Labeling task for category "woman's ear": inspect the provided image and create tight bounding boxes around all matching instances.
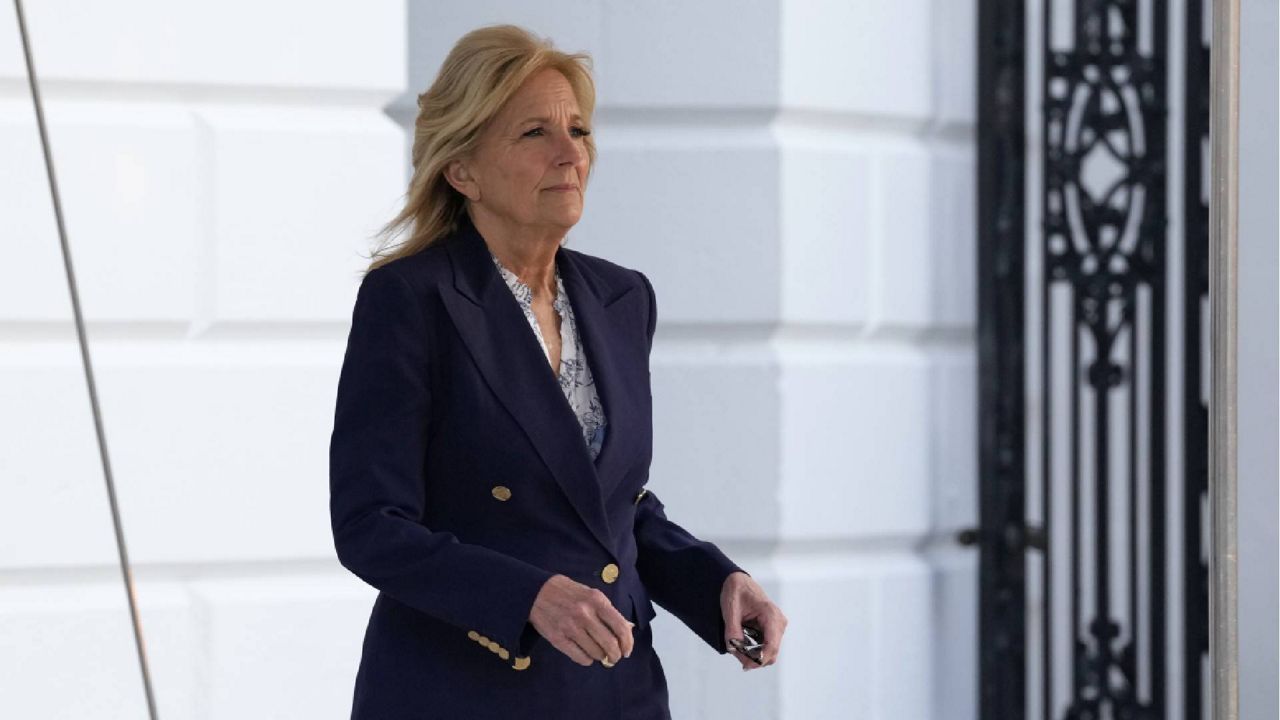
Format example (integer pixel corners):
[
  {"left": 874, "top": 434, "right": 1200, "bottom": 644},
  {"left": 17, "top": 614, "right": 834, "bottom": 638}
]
[{"left": 443, "top": 158, "right": 481, "bottom": 202}]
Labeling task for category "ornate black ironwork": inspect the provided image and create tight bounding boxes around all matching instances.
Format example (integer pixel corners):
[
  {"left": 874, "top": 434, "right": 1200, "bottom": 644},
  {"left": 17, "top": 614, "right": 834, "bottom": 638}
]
[
  {"left": 1044, "top": 1, "right": 1169, "bottom": 718},
  {"left": 975, "top": 0, "right": 1209, "bottom": 718}
]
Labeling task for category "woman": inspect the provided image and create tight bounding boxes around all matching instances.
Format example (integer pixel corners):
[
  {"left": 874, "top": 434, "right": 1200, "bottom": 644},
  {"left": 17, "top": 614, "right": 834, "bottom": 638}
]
[{"left": 329, "top": 24, "right": 786, "bottom": 719}]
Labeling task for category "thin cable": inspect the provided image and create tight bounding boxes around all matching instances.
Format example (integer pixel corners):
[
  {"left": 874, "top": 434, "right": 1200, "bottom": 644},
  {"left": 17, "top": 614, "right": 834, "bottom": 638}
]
[{"left": 12, "top": 2, "right": 160, "bottom": 717}]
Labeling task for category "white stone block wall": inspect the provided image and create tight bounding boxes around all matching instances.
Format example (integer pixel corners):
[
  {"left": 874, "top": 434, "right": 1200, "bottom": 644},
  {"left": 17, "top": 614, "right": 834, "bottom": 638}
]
[
  {"left": 0, "top": 1, "right": 984, "bottom": 718},
  {"left": 406, "top": 3, "right": 978, "bottom": 719},
  {"left": 0, "top": 1, "right": 405, "bottom": 717}
]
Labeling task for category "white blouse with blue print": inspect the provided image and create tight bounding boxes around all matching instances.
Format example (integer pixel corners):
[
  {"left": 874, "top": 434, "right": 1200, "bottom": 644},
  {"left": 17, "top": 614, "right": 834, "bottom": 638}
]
[{"left": 489, "top": 250, "right": 608, "bottom": 461}]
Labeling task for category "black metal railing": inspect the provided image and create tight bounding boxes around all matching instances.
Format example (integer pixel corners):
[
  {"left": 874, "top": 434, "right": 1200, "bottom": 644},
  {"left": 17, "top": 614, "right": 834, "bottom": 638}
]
[{"left": 973, "top": 1, "right": 1210, "bottom": 718}]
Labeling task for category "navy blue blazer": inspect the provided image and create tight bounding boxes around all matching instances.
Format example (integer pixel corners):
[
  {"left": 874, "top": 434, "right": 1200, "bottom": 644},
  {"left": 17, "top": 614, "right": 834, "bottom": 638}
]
[{"left": 329, "top": 213, "right": 747, "bottom": 719}]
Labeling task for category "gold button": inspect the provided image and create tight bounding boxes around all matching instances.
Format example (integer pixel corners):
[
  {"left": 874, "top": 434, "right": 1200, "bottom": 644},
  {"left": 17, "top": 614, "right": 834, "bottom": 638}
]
[
  {"left": 467, "top": 630, "right": 480, "bottom": 641},
  {"left": 512, "top": 656, "right": 532, "bottom": 671},
  {"left": 601, "top": 563, "right": 619, "bottom": 583},
  {"left": 498, "top": 648, "right": 510, "bottom": 660},
  {"left": 491, "top": 485, "right": 512, "bottom": 501},
  {"left": 488, "top": 642, "right": 501, "bottom": 653},
  {"left": 476, "top": 634, "right": 489, "bottom": 645}
]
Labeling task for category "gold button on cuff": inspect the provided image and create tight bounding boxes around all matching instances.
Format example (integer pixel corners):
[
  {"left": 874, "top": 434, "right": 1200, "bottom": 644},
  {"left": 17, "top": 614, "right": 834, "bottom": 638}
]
[
  {"left": 601, "top": 563, "right": 619, "bottom": 583},
  {"left": 512, "top": 656, "right": 532, "bottom": 671},
  {"left": 498, "top": 648, "right": 510, "bottom": 660},
  {"left": 476, "top": 635, "right": 489, "bottom": 645},
  {"left": 467, "top": 630, "right": 480, "bottom": 641},
  {"left": 491, "top": 485, "right": 512, "bottom": 501}
]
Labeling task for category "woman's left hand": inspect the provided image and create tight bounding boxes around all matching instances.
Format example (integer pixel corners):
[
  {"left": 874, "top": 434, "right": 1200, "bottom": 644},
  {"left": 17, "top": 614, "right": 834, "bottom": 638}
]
[{"left": 720, "top": 571, "right": 787, "bottom": 670}]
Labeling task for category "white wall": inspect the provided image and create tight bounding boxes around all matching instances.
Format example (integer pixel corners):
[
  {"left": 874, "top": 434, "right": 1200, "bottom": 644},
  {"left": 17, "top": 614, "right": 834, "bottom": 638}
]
[
  {"left": 1237, "top": 0, "right": 1278, "bottom": 717},
  {"left": 404, "top": 3, "right": 978, "bottom": 719},
  {"left": 0, "top": 2, "right": 405, "bottom": 717},
  {"left": 0, "top": 1, "right": 977, "bottom": 716},
  {"left": 11, "top": 3, "right": 1265, "bottom": 720}
]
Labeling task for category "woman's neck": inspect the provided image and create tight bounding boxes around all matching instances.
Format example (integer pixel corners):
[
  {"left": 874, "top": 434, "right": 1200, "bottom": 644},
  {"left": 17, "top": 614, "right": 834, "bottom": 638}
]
[{"left": 467, "top": 207, "right": 564, "bottom": 300}]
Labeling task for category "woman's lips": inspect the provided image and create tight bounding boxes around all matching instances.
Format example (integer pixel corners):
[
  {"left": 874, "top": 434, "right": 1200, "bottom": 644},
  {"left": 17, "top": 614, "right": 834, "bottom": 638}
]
[{"left": 545, "top": 185, "right": 577, "bottom": 192}]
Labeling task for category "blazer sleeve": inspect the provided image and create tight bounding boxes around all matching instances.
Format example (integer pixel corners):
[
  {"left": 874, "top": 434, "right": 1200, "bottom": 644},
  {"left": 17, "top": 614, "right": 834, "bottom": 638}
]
[
  {"left": 632, "top": 269, "right": 750, "bottom": 655},
  {"left": 329, "top": 265, "right": 555, "bottom": 658}
]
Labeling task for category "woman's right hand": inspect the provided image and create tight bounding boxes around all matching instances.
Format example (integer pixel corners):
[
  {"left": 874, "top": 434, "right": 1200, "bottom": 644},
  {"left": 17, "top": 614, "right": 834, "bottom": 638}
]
[{"left": 528, "top": 574, "right": 635, "bottom": 667}]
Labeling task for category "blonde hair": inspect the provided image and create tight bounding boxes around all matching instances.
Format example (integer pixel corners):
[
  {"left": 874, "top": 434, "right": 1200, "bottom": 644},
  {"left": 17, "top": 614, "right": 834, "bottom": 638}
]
[{"left": 364, "top": 24, "right": 597, "bottom": 274}]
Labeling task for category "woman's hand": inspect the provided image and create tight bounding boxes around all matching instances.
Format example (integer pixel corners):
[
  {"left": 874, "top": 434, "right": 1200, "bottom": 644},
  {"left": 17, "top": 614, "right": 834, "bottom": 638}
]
[
  {"left": 529, "top": 574, "right": 636, "bottom": 667},
  {"left": 721, "top": 571, "right": 787, "bottom": 670}
]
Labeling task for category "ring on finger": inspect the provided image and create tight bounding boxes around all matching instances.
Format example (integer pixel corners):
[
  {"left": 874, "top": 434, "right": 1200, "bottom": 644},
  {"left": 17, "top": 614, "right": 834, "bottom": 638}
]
[{"left": 600, "top": 657, "right": 615, "bottom": 668}]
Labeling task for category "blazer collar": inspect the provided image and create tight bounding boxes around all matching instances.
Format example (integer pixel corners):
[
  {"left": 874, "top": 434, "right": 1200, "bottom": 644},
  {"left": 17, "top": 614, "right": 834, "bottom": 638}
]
[
  {"left": 439, "top": 213, "right": 641, "bottom": 553},
  {"left": 445, "top": 212, "right": 633, "bottom": 308}
]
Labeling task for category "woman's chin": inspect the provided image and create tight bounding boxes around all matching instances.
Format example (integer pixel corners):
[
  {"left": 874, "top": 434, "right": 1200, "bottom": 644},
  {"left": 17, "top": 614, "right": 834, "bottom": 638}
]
[{"left": 540, "top": 206, "right": 583, "bottom": 229}]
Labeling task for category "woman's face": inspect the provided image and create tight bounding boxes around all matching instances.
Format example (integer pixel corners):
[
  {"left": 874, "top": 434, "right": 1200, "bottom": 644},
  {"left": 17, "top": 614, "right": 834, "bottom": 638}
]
[{"left": 452, "top": 67, "right": 591, "bottom": 234}]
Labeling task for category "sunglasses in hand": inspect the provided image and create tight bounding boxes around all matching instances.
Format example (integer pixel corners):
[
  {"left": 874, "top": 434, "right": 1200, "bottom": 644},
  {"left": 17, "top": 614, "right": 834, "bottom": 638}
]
[{"left": 727, "top": 619, "right": 765, "bottom": 665}]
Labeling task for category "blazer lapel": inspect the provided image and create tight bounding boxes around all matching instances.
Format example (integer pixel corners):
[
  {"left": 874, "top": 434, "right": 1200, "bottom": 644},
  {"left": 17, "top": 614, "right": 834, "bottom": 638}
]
[
  {"left": 557, "top": 247, "right": 642, "bottom": 504},
  {"left": 438, "top": 216, "right": 637, "bottom": 552}
]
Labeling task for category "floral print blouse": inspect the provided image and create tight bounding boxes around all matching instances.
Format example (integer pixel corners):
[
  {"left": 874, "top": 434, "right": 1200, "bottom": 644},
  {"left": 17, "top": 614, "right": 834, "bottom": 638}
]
[{"left": 489, "top": 250, "right": 608, "bottom": 461}]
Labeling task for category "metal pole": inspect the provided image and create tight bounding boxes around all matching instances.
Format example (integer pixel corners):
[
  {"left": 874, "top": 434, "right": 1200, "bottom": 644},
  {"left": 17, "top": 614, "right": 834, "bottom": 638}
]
[
  {"left": 1208, "top": 0, "right": 1240, "bottom": 718},
  {"left": 11, "top": 2, "right": 160, "bottom": 717}
]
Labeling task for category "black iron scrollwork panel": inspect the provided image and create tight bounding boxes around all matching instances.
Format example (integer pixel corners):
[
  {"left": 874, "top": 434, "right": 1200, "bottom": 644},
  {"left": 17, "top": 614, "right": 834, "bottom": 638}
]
[
  {"left": 1043, "top": 1, "right": 1169, "bottom": 718},
  {"left": 976, "top": 0, "right": 1209, "bottom": 718}
]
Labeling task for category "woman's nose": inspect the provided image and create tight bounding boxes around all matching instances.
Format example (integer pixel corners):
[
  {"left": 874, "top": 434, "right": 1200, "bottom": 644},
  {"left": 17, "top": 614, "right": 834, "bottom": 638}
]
[{"left": 553, "top": 131, "right": 585, "bottom": 166}]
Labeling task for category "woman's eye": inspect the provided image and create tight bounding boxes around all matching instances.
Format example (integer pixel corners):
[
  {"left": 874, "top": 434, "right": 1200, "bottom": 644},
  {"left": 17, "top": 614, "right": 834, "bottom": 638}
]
[{"left": 521, "top": 127, "right": 591, "bottom": 138}]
